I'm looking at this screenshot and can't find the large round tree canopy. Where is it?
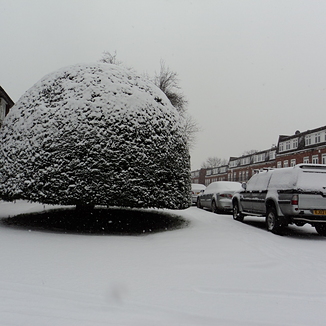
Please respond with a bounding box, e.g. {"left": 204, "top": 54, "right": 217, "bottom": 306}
{"left": 0, "top": 63, "right": 191, "bottom": 209}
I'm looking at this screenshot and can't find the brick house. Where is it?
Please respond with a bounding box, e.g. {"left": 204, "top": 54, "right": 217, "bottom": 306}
{"left": 0, "top": 86, "right": 14, "bottom": 127}
{"left": 276, "top": 127, "right": 326, "bottom": 167}
{"left": 190, "top": 168, "right": 207, "bottom": 185}
{"left": 191, "top": 125, "right": 326, "bottom": 185}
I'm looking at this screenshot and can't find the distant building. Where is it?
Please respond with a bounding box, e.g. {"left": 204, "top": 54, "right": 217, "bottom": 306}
{"left": 190, "top": 168, "right": 206, "bottom": 185}
{"left": 0, "top": 86, "right": 14, "bottom": 127}
{"left": 191, "top": 125, "right": 326, "bottom": 185}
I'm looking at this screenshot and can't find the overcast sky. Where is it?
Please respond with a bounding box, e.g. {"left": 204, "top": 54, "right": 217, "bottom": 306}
{"left": 2, "top": 0, "right": 326, "bottom": 170}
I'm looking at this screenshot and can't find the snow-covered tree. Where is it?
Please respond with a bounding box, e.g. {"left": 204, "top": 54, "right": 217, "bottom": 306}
{"left": 0, "top": 63, "right": 191, "bottom": 209}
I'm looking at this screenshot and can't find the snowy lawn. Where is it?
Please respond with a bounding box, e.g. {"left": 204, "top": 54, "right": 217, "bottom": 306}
{"left": 1, "top": 200, "right": 326, "bottom": 326}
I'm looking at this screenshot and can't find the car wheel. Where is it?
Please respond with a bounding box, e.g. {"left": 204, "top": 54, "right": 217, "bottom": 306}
{"left": 315, "top": 224, "right": 326, "bottom": 236}
{"left": 233, "top": 201, "right": 244, "bottom": 222}
{"left": 211, "top": 200, "right": 218, "bottom": 213}
{"left": 266, "top": 206, "right": 282, "bottom": 234}
{"left": 196, "top": 197, "right": 202, "bottom": 209}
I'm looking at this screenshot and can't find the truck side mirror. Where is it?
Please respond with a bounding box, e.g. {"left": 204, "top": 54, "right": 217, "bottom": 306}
{"left": 242, "top": 182, "right": 247, "bottom": 190}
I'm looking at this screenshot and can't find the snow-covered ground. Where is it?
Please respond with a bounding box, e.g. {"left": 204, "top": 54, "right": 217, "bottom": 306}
{"left": 1, "top": 200, "right": 325, "bottom": 326}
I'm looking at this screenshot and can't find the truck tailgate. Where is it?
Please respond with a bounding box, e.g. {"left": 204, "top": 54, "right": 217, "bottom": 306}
{"left": 299, "top": 193, "right": 326, "bottom": 210}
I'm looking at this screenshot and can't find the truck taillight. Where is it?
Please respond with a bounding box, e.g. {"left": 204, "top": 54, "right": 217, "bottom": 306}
{"left": 291, "top": 195, "right": 299, "bottom": 206}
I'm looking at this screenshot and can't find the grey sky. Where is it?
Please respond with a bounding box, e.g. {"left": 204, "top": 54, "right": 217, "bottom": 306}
{"left": 2, "top": 0, "right": 326, "bottom": 170}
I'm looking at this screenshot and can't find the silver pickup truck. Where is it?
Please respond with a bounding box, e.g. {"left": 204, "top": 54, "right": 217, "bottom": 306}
{"left": 232, "top": 164, "right": 326, "bottom": 235}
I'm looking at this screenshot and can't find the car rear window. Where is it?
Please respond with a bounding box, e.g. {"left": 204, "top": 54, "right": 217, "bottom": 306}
{"left": 296, "top": 170, "right": 326, "bottom": 192}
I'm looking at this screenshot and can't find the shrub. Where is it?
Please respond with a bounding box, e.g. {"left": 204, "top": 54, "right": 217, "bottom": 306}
{"left": 0, "top": 63, "right": 191, "bottom": 209}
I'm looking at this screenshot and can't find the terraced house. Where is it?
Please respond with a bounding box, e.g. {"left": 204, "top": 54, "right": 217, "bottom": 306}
{"left": 0, "top": 86, "right": 14, "bottom": 128}
{"left": 191, "top": 125, "right": 326, "bottom": 186}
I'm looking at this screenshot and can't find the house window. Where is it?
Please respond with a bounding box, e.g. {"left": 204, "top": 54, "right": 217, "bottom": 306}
{"left": 240, "top": 157, "right": 250, "bottom": 165}
{"left": 253, "top": 153, "right": 265, "bottom": 163}
{"left": 322, "top": 154, "right": 326, "bottom": 165}
{"left": 279, "top": 143, "right": 284, "bottom": 152}
{"left": 305, "top": 135, "right": 312, "bottom": 146}
{"left": 277, "top": 161, "right": 282, "bottom": 168}
{"left": 315, "top": 133, "right": 321, "bottom": 143}
{"left": 269, "top": 150, "right": 276, "bottom": 160}
{"left": 291, "top": 159, "right": 296, "bottom": 167}
{"left": 0, "top": 98, "right": 7, "bottom": 125}
{"left": 230, "top": 160, "right": 238, "bottom": 168}
{"left": 292, "top": 138, "right": 298, "bottom": 149}
{"left": 312, "top": 155, "right": 319, "bottom": 164}
{"left": 206, "top": 170, "right": 212, "bottom": 176}
{"left": 286, "top": 141, "right": 291, "bottom": 150}
{"left": 283, "top": 160, "right": 289, "bottom": 168}
{"left": 303, "top": 156, "right": 309, "bottom": 164}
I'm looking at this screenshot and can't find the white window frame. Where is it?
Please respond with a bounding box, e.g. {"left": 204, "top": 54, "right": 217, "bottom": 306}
{"left": 305, "top": 135, "right": 312, "bottom": 146}
{"left": 322, "top": 154, "right": 326, "bottom": 165}
{"left": 312, "top": 155, "right": 319, "bottom": 164}
{"left": 279, "top": 143, "right": 284, "bottom": 152}
{"left": 291, "top": 159, "right": 296, "bottom": 167}
{"left": 303, "top": 156, "right": 309, "bottom": 164}
{"left": 315, "top": 132, "right": 321, "bottom": 143}
{"left": 269, "top": 150, "right": 276, "bottom": 160}
{"left": 292, "top": 138, "right": 298, "bottom": 149}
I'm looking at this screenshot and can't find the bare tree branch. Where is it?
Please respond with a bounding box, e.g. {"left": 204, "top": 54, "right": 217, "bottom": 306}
{"left": 99, "top": 51, "right": 122, "bottom": 65}
{"left": 201, "top": 157, "right": 228, "bottom": 168}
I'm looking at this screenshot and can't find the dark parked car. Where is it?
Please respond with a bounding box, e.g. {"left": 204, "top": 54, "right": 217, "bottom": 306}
{"left": 232, "top": 164, "right": 326, "bottom": 235}
{"left": 197, "top": 181, "right": 242, "bottom": 213}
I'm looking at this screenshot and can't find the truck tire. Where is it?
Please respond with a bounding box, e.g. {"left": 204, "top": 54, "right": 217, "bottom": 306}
{"left": 266, "top": 206, "right": 282, "bottom": 234}
{"left": 233, "top": 201, "right": 244, "bottom": 222}
{"left": 315, "top": 224, "right": 326, "bottom": 236}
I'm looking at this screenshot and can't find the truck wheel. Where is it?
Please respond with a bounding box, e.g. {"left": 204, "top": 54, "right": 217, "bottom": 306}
{"left": 266, "top": 206, "right": 282, "bottom": 234}
{"left": 196, "top": 198, "right": 202, "bottom": 209}
{"left": 233, "top": 201, "right": 244, "bottom": 222}
{"left": 315, "top": 224, "right": 326, "bottom": 236}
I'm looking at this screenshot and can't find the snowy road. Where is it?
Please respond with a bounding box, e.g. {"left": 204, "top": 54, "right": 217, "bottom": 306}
{"left": 0, "top": 201, "right": 326, "bottom": 325}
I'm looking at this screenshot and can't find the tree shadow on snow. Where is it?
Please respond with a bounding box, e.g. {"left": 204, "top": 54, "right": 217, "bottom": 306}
{"left": 0, "top": 207, "right": 189, "bottom": 236}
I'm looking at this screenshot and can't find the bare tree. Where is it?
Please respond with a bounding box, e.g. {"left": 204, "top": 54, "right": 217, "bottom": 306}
{"left": 153, "top": 60, "right": 199, "bottom": 148}
{"left": 99, "top": 54, "right": 199, "bottom": 148}
{"left": 242, "top": 149, "right": 258, "bottom": 156}
{"left": 99, "top": 51, "right": 122, "bottom": 65}
{"left": 201, "top": 157, "right": 228, "bottom": 168}
{"left": 154, "top": 60, "right": 188, "bottom": 115}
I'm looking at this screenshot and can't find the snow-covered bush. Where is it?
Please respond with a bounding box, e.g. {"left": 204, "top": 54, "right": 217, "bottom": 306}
{"left": 0, "top": 63, "right": 191, "bottom": 209}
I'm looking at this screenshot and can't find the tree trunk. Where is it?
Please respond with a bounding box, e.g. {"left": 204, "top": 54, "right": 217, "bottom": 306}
{"left": 75, "top": 204, "right": 95, "bottom": 212}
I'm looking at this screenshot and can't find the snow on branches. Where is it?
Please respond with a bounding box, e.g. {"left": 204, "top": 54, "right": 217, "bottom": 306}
{"left": 0, "top": 63, "right": 191, "bottom": 209}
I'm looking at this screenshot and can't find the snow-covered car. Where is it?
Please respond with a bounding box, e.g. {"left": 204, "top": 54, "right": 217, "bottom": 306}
{"left": 197, "top": 181, "right": 242, "bottom": 213}
{"left": 191, "top": 183, "right": 206, "bottom": 204}
{"left": 232, "top": 164, "right": 326, "bottom": 235}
